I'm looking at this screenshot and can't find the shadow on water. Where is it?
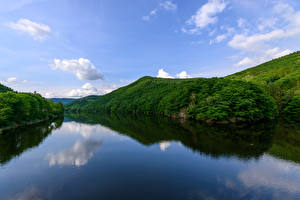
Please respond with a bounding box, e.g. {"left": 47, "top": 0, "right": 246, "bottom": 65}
{"left": 0, "top": 118, "right": 63, "bottom": 166}
{"left": 66, "top": 113, "right": 283, "bottom": 161}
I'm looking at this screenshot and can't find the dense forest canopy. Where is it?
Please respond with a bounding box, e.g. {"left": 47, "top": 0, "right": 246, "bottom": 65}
{"left": 0, "top": 89, "right": 64, "bottom": 128}
{"left": 228, "top": 51, "right": 300, "bottom": 122}
{"left": 66, "top": 77, "right": 278, "bottom": 124}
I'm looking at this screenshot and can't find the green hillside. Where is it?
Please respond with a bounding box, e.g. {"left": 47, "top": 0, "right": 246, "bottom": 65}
{"left": 228, "top": 51, "right": 300, "bottom": 121}
{"left": 0, "top": 83, "right": 12, "bottom": 93}
{"left": 0, "top": 83, "right": 64, "bottom": 128}
{"left": 66, "top": 77, "right": 277, "bottom": 124}
{"left": 66, "top": 52, "right": 300, "bottom": 124}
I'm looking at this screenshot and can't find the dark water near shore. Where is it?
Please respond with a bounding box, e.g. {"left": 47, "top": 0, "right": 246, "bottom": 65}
{"left": 0, "top": 113, "right": 300, "bottom": 200}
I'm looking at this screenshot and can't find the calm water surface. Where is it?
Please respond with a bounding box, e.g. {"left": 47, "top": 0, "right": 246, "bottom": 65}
{"left": 0, "top": 113, "right": 300, "bottom": 200}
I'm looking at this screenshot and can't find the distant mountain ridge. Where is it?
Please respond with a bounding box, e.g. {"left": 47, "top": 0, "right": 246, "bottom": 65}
{"left": 50, "top": 98, "right": 76, "bottom": 105}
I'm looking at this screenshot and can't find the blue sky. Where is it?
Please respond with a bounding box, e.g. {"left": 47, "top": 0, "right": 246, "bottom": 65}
{"left": 0, "top": 0, "right": 299, "bottom": 98}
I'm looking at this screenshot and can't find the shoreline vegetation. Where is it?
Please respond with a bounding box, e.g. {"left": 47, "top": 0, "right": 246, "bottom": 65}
{"left": 0, "top": 117, "right": 63, "bottom": 134}
{"left": 0, "top": 86, "right": 64, "bottom": 131}
{"left": 65, "top": 52, "right": 300, "bottom": 125}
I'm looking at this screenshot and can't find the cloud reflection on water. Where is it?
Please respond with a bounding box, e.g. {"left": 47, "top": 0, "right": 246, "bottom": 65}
{"left": 238, "top": 154, "right": 300, "bottom": 194}
{"left": 46, "top": 140, "right": 102, "bottom": 167}
{"left": 57, "top": 121, "right": 115, "bottom": 139}
{"left": 159, "top": 141, "right": 171, "bottom": 152}
{"left": 6, "top": 186, "right": 42, "bottom": 200}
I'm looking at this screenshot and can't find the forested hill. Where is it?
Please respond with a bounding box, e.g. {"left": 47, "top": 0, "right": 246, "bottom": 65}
{"left": 0, "top": 84, "right": 64, "bottom": 129}
{"left": 66, "top": 77, "right": 278, "bottom": 124}
{"left": 66, "top": 52, "right": 300, "bottom": 124}
{"left": 228, "top": 51, "right": 300, "bottom": 121}
{"left": 0, "top": 83, "right": 12, "bottom": 93}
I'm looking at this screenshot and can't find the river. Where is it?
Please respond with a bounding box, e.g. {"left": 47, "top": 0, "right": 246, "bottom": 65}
{"left": 0, "top": 113, "right": 299, "bottom": 200}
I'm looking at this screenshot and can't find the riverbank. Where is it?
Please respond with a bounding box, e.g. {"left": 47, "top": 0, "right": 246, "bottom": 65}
{"left": 0, "top": 116, "right": 63, "bottom": 134}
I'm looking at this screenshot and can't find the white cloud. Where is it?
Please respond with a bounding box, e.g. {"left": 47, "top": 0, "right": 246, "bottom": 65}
{"left": 46, "top": 140, "right": 102, "bottom": 167}
{"left": 185, "top": 0, "right": 226, "bottom": 33}
{"left": 159, "top": 1, "right": 177, "bottom": 10}
{"left": 215, "top": 34, "right": 227, "bottom": 43}
{"left": 210, "top": 34, "right": 227, "bottom": 45}
{"left": 235, "top": 48, "right": 293, "bottom": 67}
{"left": 237, "top": 18, "right": 246, "bottom": 28}
{"left": 7, "top": 77, "right": 17, "bottom": 83}
{"left": 157, "top": 68, "right": 174, "bottom": 78}
{"left": 68, "top": 82, "right": 117, "bottom": 98}
{"left": 228, "top": 29, "right": 286, "bottom": 52}
{"left": 228, "top": 2, "right": 300, "bottom": 68}
{"left": 7, "top": 18, "right": 51, "bottom": 41}
{"left": 157, "top": 69, "right": 193, "bottom": 79}
{"left": 160, "top": 141, "right": 171, "bottom": 152}
{"left": 273, "top": 49, "right": 293, "bottom": 58}
{"left": 209, "top": 27, "right": 235, "bottom": 45}
{"left": 45, "top": 92, "right": 56, "bottom": 98}
{"left": 68, "top": 83, "right": 100, "bottom": 97}
{"left": 143, "top": 1, "right": 177, "bottom": 21}
{"left": 52, "top": 58, "right": 103, "bottom": 81}
{"left": 176, "top": 71, "right": 192, "bottom": 78}
{"left": 235, "top": 57, "right": 255, "bottom": 67}
{"left": 257, "top": 18, "right": 277, "bottom": 31}
{"left": 273, "top": 3, "right": 294, "bottom": 19}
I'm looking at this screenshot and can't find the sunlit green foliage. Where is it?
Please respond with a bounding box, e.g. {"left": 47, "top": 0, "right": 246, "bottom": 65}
{"left": 228, "top": 51, "right": 300, "bottom": 119}
{"left": 66, "top": 77, "right": 278, "bottom": 123}
{"left": 0, "top": 91, "right": 64, "bottom": 128}
{"left": 283, "top": 96, "right": 300, "bottom": 122}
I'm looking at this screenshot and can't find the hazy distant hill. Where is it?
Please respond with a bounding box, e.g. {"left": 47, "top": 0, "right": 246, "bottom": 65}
{"left": 50, "top": 98, "right": 76, "bottom": 105}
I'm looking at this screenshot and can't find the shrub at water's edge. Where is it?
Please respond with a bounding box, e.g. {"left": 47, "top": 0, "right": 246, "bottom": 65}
{"left": 0, "top": 91, "right": 64, "bottom": 129}
{"left": 66, "top": 77, "right": 278, "bottom": 124}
